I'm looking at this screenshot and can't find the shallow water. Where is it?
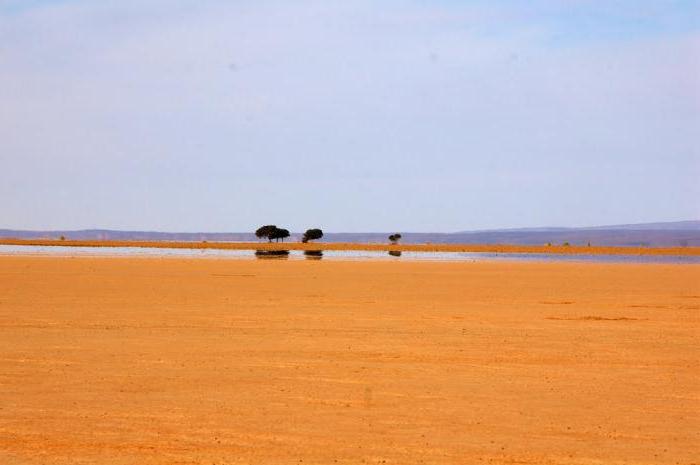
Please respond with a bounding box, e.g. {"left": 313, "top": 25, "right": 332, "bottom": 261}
{"left": 1, "top": 244, "right": 698, "bottom": 264}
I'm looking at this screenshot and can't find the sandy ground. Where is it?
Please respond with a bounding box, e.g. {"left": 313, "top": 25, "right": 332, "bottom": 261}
{"left": 0, "top": 256, "right": 698, "bottom": 465}
{"left": 2, "top": 238, "right": 699, "bottom": 256}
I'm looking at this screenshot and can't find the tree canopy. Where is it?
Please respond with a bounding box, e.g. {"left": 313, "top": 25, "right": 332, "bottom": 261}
{"left": 389, "top": 233, "right": 402, "bottom": 244}
{"left": 255, "top": 225, "right": 277, "bottom": 242}
{"left": 255, "top": 225, "right": 290, "bottom": 242}
{"left": 269, "top": 228, "right": 290, "bottom": 242}
{"left": 302, "top": 228, "right": 323, "bottom": 243}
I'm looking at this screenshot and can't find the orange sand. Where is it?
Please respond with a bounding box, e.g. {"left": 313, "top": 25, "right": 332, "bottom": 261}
{"left": 1, "top": 238, "right": 699, "bottom": 256}
{"left": 0, "top": 256, "right": 698, "bottom": 464}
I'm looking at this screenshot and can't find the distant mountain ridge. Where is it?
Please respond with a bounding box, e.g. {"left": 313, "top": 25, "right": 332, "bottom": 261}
{"left": 581, "top": 220, "right": 700, "bottom": 231}
{"left": 1, "top": 220, "right": 699, "bottom": 247}
{"left": 456, "top": 220, "right": 700, "bottom": 233}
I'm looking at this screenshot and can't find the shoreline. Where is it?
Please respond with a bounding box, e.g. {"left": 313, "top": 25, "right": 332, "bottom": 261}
{"left": 1, "top": 238, "right": 698, "bottom": 256}
{"left": 1, "top": 250, "right": 698, "bottom": 266}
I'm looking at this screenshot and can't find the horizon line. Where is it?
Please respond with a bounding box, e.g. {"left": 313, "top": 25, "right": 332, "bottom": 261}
{"left": 2, "top": 219, "right": 699, "bottom": 235}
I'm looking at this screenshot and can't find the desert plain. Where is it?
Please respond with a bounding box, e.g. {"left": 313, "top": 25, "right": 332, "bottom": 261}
{"left": 0, "top": 255, "right": 698, "bottom": 464}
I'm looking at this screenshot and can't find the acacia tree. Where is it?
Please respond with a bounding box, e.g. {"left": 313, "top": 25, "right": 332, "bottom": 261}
{"left": 269, "top": 228, "right": 290, "bottom": 243}
{"left": 302, "top": 228, "right": 323, "bottom": 243}
{"left": 388, "top": 233, "right": 402, "bottom": 244}
{"left": 255, "top": 225, "right": 278, "bottom": 242}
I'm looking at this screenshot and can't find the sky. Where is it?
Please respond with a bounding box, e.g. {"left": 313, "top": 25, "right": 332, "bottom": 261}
{"left": 1, "top": 0, "right": 698, "bottom": 232}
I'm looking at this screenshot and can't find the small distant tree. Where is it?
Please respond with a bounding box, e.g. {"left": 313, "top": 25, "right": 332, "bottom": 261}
{"left": 302, "top": 228, "right": 323, "bottom": 243}
{"left": 388, "top": 233, "right": 402, "bottom": 244}
{"left": 255, "top": 225, "right": 278, "bottom": 242}
{"left": 59, "top": 235, "right": 66, "bottom": 241}
{"left": 269, "top": 228, "right": 290, "bottom": 243}
{"left": 562, "top": 241, "right": 570, "bottom": 247}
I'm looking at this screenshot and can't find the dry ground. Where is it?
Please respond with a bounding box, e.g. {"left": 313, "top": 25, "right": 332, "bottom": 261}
{"left": 0, "top": 256, "right": 698, "bottom": 464}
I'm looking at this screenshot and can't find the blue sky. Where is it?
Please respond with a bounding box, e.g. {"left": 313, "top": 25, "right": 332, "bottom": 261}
{"left": 1, "top": 0, "right": 698, "bottom": 232}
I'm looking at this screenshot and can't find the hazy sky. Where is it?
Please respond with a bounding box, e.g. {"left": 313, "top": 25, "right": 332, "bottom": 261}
{"left": 1, "top": 0, "right": 698, "bottom": 232}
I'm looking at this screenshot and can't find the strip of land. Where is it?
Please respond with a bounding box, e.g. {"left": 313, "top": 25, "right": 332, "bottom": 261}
{"left": 1, "top": 238, "right": 699, "bottom": 256}
{"left": 0, "top": 256, "right": 698, "bottom": 464}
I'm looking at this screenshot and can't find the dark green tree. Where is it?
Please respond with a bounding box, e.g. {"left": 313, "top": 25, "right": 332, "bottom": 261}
{"left": 388, "top": 233, "right": 402, "bottom": 244}
{"left": 269, "top": 228, "right": 290, "bottom": 242}
{"left": 302, "top": 228, "right": 323, "bottom": 243}
{"left": 255, "top": 225, "right": 278, "bottom": 242}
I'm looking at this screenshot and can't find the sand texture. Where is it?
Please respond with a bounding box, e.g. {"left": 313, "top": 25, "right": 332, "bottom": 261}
{"left": 0, "top": 256, "right": 698, "bottom": 464}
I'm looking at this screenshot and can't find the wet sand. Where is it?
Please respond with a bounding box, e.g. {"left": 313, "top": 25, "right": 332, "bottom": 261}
{"left": 1, "top": 238, "right": 699, "bottom": 256}
{"left": 0, "top": 256, "right": 698, "bottom": 464}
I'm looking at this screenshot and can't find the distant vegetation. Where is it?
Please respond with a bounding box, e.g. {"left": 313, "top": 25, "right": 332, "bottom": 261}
{"left": 255, "top": 225, "right": 290, "bottom": 243}
{"left": 255, "top": 225, "right": 277, "bottom": 242}
{"left": 302, "top": 229, "right": 323, "bottom": 243}
{"left": 389, "top": 233, "right": 402, "bottom": 244}
{"left": 270, "top": 228, "right": 290, "bottom": 242}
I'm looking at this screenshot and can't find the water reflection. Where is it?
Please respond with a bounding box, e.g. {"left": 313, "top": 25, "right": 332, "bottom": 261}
{"left": 304, "top": 250, "right": 323, "bottom": 260}
{"left": 388, "top": 250, "right": 402, "bottom": 257}
{"left": 0, "top": 245, "right": 696, "bottom": 264}
{"left": 254, "top": 250, "right": 290, "bottom": 259}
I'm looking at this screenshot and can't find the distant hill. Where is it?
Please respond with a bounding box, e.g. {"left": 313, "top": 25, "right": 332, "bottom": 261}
{"left": 581, "top": 220, "right": 700, "bottom": 231}
{"left": 442, "top": 220, "right": 700, "bottom": 247}
{"left": 0, "top": 229, "right": 258, "bottom": 242}
{"left": 455, "top": 220, "right": 700, "bottom": 233}
{"left": 1, "top": 221, "right": 699, "bottom": 247}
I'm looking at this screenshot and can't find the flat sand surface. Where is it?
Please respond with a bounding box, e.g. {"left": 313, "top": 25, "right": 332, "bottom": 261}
{"left": 1, "top": 256, "right": 698, "bottom": 464}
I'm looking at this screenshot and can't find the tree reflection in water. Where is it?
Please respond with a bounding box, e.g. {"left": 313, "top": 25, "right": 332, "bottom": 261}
{"left": 254, "top": 250, "right": 290, "bottom": 259}
{"left": 304, "top": 250, "right": 323, "bottom": 260}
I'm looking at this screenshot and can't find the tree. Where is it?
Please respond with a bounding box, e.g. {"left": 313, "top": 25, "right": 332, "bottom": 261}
{"left": 255, "top": 225, "right": 278, "bottom": 242}
{"left": 302, "top": 228, "right": 323, "bottom": 243}
{"left": 269, "top": 228, "right": 290, "bottom": 243}
{"left": 388, "top": 233, "right": 402, "bottom": 244}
